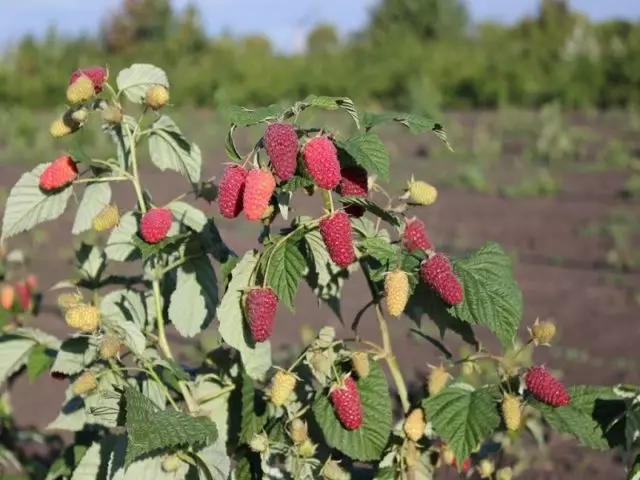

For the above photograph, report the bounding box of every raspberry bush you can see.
[0,63,639,479]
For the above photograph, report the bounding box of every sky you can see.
[0,0,639,52]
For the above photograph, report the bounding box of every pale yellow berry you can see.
[478,459,495,479]
[268,371,296,407]
[66,76,95,104]
[290,418,308,445]
[102,104,123,124]
[65,304,100,333]
[92,204,120,232]
[404,408,426,442]
[384,269,409,317]
[49,118,72,138]
[427,365,449,396]
[297,438,317,458]
[248,432,269,453]
[496,466,513,480]
[322,459,349,480]
[501,394,522,432]
[145,85,170,110]
[71,371,97,396]
[528,318,556,346]
[351,351,370,379]
[161,454,182,473]
[99,335,121,359]
[56,291,83,311]
[407,176,438,205]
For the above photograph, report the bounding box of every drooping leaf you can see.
[51,337,98,376]
[85,370,122,428]
[70,439,101,480]
[100,289,148,354]
[225,124,243,162]
[423,384,500,465]
[47,386,89,432]
[339,196,400,226]
[362,111,452,150]
[313,362,392,461]
[239,370,267,445]
[228,105,286,127]
[299,95,360,129]
[74,243,106,283]
[105,212,141,262]
[336,132,390,180]
[0,334,37,386]
[1,163,74,241]
[72,182,112,235]
[26,344,54,382]
[116,63,169,103]
[262,240,307,312]
[148,116,202,183]
[167,201,207,232]
[191,379,232,446]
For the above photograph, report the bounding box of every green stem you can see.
[74,176,128,184]
[321,189,334,214]
[193,383,236,404]
[122,122,147,213]
[158,254,198,277]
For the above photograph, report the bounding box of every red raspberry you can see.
[402,218,433,252]
[69,66,108,93]
[243,169,276,221]
[302,136,340,190]
[420,253,464,306]
[245,287,278,342]
[319,211,355,268]
[139,208,172,244]
[330,376,363,430]
[15,281,31,311]
[525,366,571,407]
[339,166,368,218]
[218,165,247,219]
[264,123,298,181]
[452,458,472,473]
[39,155,78,191]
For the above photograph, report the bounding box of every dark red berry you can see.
[330,376,363,430]
[302,136,340,190]
[420,253,463,306]
[139,208,172,244]
[245,287,278,343]
[264,123,298,181]
[339,166,368,217]
[218,165,247,219]
[402,218,433,252]
[319,211,355,268]
[525,366,571,407]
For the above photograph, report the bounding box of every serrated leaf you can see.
[240,369,267,444]
[105,212,140,262]
[228,105,285,127]
[1,163,74,241]
[70,440,101,480]
[340,196,400,226]
[168,201,207,232]
[263,240,307,312]
[336,132,390,180]
[116,63,169,103]
[0,334,37,386]
[225,124,243,162]
[196,442,231,480]
[362,111,452,150]
[313,362,392,461]
[192,379,232,446]
[85,371,122,428]
[123,385,218,465]
[148,115,202,183]
[103,118,135,171]
[300,95,360,129]
[217,251,271,381]
[168,255,218,337]
[100,290,148,355]
[449,242,522,350]
[75,243,106,283]
[26,344,54,382]
[423,384,500,465]
[533,385,626,450]
[281,175,314,193]
[51,337,98,376]
[360,237,397,264]
[72,182,111,235]
[142,377,167,410]
[47,386,89,432]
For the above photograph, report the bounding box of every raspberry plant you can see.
[0,63,639,479]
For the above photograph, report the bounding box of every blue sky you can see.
[1,1,638,52]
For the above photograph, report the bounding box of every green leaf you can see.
[26,344,54,382]
[340,196,400,226]
[300,95,360,129]
[263,240,307,312]
[228,105,285,127]
[240,370,267,444]
[74,243,106,283]
[148,116,202,183]
[70,440,101,479]
[105,212,140,262]
[225,124,243,162]
[167,201,207,232]
[71,182,111,235]
[116,63,169,103]
[360,237,398,265]
[0,334,37,386]
[362,111,452,150]
[217,251,272,381]
[422,384,500,465]
[168,255,218,337]
[191,379,232,446]
[449,242,523,350]
[281,175,314,193]
[100,289,148,354]
[533,386,626,450]
[47,385,89,432]
[313,362,392,461]
[336,132,390,180]
[85,370,122,428]
[1,163,74,242]
[122,385,218,466]
[629,454,640,480]
[103,118,135,171]
[51,337,98,376]
[131,232,190,263]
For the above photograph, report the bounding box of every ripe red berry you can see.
[319,211,356,268]
[139,208,173,244]
[402,218,433,252]
[452,457,472,473]
[69,66,108,93]
[525,366,571,407]
[339,166,368,217]
[245,287,278,343]
[218,165,247,219]
[302,136,340,190]
[39,155,78,191]
[264,123,298,181]
[420,253,464,306]
[330,376,363,430]
[243,169,276,221]
[15,281,31,311]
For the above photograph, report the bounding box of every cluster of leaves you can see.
[0,62,638,480]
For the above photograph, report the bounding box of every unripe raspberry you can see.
[1,284,15,310]
[322,459,349,480]
[218,165,247,219]
[329,376,363,430]
[319,211,355,268]
[139,208,173,244]
[440,444,455,466]
[161,454,182,473]
[384,269,409,317]
[404,408,426,442]
[49,118,73,138]
[406,176,438,205]
[39,155,78,191]
[302,136,340,190]
[101,104,123,124]
[69,107,89,124]
[92,204,120,232]
[427,365,449,396]
[66,76,96,104]
[65,303,100,333]
[297,439,317,458]
[478,459,495,479]
[260,203,277,226]
[528,318,556,346]
[309,351,332,377]
[420,253,464,306]
[339,166,369,217]
[57,291,83,311]
[99,335,121,359]
[525,366,570,407]
[402,218,433,252]
[269,370,296,407]
[69,66,108,93]
[501,394,522,432]
[289,418,308,445]
[243,168,276,221]
[248,432,269,453]
[496,467,513,480]
[351,351,370,379]
[245,287,278,343]
[264,122,298,181]
[146,85,170,110]
[72,371,97,396]
[15,281,31,311]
